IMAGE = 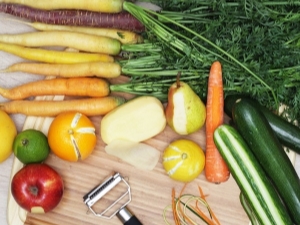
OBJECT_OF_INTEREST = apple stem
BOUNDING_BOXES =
[176,72,181,88]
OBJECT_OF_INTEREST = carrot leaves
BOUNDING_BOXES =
[123,1,300,120]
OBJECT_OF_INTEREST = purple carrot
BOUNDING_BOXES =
[0,3,145,33]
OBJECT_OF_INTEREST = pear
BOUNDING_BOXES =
[165,76,206,135]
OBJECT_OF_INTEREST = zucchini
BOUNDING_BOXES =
[214,125,294,225]
[232,99,300,224]
[239,192,260,225]
[224,94,300,154]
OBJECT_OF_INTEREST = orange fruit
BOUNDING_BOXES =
[162,139,205,182]
[48,112,97,162]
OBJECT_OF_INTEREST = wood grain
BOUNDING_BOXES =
[6,82,250,225]
[22,119,250,225]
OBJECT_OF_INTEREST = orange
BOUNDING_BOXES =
[48,112,97,162]
[162,139,205,182]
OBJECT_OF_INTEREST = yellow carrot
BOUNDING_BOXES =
[1,61,122,78]
[0,42,114,63]
[0,0,124,13]
[0,96,126,116]
[0,77,111,100]
[0,31,122,55]
[20,21,143,44]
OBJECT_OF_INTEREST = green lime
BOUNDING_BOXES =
[13,129,50,164]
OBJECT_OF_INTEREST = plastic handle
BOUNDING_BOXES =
[117,207,143,225]
[124,215,143,225]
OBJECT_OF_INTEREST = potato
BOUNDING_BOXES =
[100,96,166,144]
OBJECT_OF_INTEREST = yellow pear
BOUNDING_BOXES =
[165,78,206,135]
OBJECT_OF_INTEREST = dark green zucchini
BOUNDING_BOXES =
[214,124,294,225]
[225,94,300,154]
[232,99,300,224]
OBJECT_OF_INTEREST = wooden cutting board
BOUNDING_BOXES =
[6,75,297,225]
[6,88,254,225]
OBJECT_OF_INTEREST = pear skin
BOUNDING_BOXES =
[165,81,206,135]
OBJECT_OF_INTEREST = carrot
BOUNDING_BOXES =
[0,42,114,64]
[197,186,221,225]
[0,0,124,13]
[171,188,180,225]
[205,61,230,183]
[0,31,122,55]
[0,96,126,116]
[1,61,122,78]
[0,3,145,33]
[0,77,111,100]
[13,20,144,44]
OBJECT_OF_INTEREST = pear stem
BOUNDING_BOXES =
[176,71,181,88]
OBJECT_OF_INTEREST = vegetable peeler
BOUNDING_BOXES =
[83,172,143,225]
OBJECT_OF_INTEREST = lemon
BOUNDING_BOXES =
[13,129,50,164]
[163,139,205,182]
[0,110,17,163]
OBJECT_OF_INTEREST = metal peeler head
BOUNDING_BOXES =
[83,172,131,219]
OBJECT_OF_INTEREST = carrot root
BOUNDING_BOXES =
[0,96,126,116]
[170,184,221,225]
[0,31,122,55]
[0,0,124,13]
[0,77,111,100]
[17,20,144,44]
[2,61,122,78]
[0,3,145,33]
[0,41,114,64]
[205,61,230,183]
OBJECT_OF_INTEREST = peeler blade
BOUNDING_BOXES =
[83,172,131,219]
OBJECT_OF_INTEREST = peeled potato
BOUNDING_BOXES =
[100,96,166,144]
[105,139,160,170]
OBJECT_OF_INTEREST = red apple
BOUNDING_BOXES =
[11,163,64,213]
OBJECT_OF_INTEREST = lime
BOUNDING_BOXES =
[0,110,17,163]
[13,129,50,164]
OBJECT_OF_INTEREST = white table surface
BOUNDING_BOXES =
[0,11,300,225]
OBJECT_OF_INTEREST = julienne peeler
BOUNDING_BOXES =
[83,172,143,225]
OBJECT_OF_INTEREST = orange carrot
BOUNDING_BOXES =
[0,77,111,100]
[197,186,221,225]
[172,188,180,225]
[1,61,122,78]
[0,96,125,116]
[205,61,230,183]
